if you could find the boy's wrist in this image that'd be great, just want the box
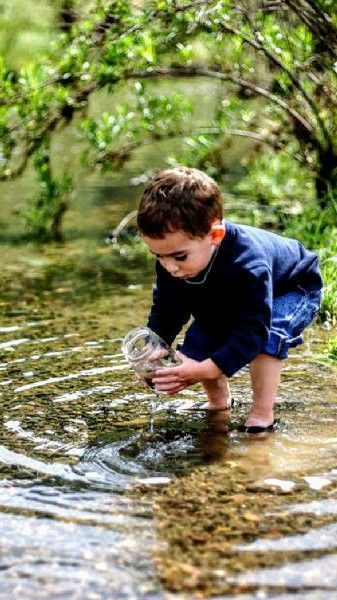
[199,358,222,380]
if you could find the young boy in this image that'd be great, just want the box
[137,166,323,433]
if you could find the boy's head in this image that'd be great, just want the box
[137,167,225,280]
[137,166,222,239]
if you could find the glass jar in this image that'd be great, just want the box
[121,326,181,388]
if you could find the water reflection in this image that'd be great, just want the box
[0,508,159,599]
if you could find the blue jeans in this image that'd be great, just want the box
[180,287,322,363]
[261,287,322,359]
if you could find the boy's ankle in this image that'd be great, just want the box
[208,397,232,410]
[245,411,274,426]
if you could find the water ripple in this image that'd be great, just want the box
[228,554,337,589]
[0,338,30,349]
[236,522,337,553]
[0,445,83,482]
[54,384,121,403]
[14,365,127,392]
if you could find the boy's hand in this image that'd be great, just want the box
[133,347,169,388]
[152,352,222,394]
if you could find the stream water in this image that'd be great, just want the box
[0,222,336,599]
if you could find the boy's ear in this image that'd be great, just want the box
[210,221,225,245]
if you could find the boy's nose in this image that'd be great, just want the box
[163,258,180,274]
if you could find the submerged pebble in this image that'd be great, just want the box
[303,476,331,490]
[263,478,296,492]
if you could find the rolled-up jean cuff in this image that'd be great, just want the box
[263,330,304,360]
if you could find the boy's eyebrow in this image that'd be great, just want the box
[150,249,188,258]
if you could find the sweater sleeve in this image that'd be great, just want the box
[147,262,191,346]
[210,264,272,377]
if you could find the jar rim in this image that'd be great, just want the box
[121,326,152,361]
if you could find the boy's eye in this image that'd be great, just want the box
[175,254,188,262]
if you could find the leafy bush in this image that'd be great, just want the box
[319,239,337,324]
[234,149,314,206]
[324,337,337,363]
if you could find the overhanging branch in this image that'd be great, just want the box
[285,0,337,59]
[235,6,333,148]
[95,126,309,168]
[126,66,317,141]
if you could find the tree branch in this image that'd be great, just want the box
[285,0,337,59]
[0,0,213,108]
[0,0,331,184]
[95,125,309,168]
[125,65,317,141]
[231,5,333,148]
[0,83,96,180]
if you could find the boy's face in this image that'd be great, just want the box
[142,228,221,280]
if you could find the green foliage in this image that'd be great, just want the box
[80,81,193,169]
[235,149,314,204]
[0,0,336,240]
[24,142,73,241]
[166,96,259,178]
[319,236,337,322]
[282,184,337,245]
[283,204,334,250]
[325,337,337,363]
[167,133,225,180]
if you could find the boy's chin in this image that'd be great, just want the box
[171,269,203,279]
[180,272,198,279]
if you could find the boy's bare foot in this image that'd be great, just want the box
[199,398,232,411]
[203,374,231,411]
[244,415,274,428]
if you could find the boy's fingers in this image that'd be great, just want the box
[155,384,184,394]
[152,375,181,384]
[153,382,180,390]
[154,366,181,377]
[154,379,182,388]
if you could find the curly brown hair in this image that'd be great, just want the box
[137,166,223,238]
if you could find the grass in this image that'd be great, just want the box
[318,237,337,324]
[324,337,337,363]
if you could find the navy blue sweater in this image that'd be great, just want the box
[147,221,322,377]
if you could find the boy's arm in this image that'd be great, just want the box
[152,263,273,393]
[152,353,221,394]
[147,262,191,345]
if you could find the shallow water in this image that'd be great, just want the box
[0,159,335,597]
[0,244,336,599]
